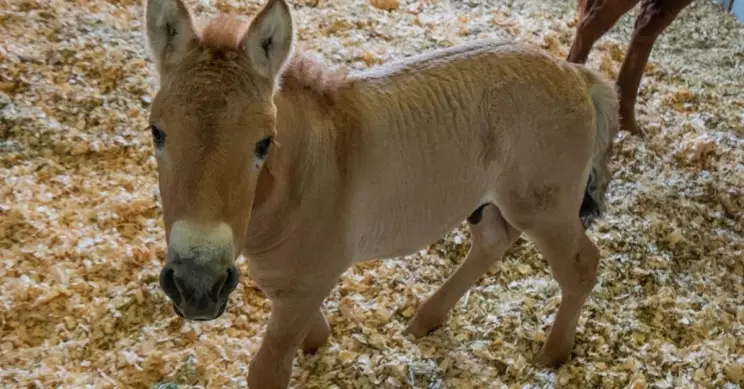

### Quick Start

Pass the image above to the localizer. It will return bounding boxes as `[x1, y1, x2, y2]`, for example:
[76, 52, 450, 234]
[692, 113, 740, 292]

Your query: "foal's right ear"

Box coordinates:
[144, 0, 198, 75]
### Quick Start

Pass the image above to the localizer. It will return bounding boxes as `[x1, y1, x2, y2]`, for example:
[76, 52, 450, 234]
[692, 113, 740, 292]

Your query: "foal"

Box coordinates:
[143, 0, 619, 387]
[567, 0, 694, 135]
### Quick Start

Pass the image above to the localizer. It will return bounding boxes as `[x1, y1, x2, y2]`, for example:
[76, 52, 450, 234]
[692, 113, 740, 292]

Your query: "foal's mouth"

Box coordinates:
[172, 300, 228, 321]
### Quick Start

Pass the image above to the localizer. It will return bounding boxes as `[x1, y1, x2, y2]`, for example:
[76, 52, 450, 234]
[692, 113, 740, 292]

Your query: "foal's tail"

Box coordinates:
[577, 66, 620, 228]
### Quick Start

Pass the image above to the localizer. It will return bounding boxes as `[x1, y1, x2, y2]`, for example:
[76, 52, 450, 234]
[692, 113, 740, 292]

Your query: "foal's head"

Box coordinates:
[143, 0, 294, 320]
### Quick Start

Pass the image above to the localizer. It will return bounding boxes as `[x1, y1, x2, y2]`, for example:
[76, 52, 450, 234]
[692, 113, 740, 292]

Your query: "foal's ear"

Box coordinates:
[240, 0, 294, 83]
[144, 0, 198, 75]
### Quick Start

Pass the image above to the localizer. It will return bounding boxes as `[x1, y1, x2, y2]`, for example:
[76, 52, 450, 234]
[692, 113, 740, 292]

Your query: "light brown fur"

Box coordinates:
[200, 15, 250, 50]
[143, 0, 620, 388]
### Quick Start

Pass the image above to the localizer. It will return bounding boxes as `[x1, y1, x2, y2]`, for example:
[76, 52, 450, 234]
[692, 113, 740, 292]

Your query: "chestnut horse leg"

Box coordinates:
[567, 0, 640, 64]
[616, 0, 693, 135]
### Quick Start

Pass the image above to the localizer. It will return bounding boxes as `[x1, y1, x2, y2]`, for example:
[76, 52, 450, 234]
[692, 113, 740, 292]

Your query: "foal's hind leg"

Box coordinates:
[510, 214, 600, 367]
[404, 204, 521, 338]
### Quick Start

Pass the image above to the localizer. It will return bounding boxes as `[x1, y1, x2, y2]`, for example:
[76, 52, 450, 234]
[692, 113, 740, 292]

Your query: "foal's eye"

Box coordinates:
[255, 136, 273, 159]
[150, 124, 166, 148]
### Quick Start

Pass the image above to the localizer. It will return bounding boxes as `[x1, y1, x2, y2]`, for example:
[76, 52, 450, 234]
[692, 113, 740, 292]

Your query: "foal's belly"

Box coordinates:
[348, 174, 490, 263]
[356, 216, 466, 261]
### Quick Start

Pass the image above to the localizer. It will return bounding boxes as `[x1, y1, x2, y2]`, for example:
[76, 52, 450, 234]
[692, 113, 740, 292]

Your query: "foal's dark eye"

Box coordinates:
[150, 124, 166, 148]
[255, 136, 273, 158]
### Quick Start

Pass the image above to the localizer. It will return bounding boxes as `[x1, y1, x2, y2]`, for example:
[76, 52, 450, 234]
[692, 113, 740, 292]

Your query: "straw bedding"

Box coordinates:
[1, 0, 742, 388]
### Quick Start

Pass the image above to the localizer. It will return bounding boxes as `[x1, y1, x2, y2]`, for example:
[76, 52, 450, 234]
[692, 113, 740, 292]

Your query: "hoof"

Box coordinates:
[534, 348, 571, 369]
[301, 316, 330, 355]
[300, 338, 326, 355]
[403, 310, 444, 338]
[301, 344, 323, 355]
[403, 321, 435, 338]
[301, 329, 330, 355]
[620, 114, 643, 137]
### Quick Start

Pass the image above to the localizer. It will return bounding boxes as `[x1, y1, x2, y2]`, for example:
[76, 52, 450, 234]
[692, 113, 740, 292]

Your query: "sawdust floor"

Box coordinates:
[1, 0, 743, 388]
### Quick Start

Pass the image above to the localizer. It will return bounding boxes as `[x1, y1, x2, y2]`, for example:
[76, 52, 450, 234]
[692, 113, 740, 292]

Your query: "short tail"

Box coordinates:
[576, 66, 620, 228]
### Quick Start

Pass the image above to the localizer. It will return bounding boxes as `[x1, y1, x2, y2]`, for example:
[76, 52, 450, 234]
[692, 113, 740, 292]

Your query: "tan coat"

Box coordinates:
[143, 0, 619, 388]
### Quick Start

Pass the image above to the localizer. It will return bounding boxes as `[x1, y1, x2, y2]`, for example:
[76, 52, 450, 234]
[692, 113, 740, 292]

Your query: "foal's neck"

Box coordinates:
[243, 57, 350, 255]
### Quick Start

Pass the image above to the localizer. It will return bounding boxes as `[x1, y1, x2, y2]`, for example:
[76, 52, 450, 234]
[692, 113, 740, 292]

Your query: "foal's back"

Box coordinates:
[342, 40, 599, 261]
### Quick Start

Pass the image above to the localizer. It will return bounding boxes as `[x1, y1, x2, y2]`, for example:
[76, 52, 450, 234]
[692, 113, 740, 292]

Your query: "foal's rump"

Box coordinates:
[571, 64, 620, 226]
[475, 42, 619, 227]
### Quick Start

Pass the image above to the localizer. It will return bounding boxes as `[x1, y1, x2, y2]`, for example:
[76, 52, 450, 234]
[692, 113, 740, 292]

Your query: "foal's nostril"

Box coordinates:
[210, 273, 228, 302]
[222, 266, 240, 300]
[210, 266, 240, 301]
[159, 267, 182, 305]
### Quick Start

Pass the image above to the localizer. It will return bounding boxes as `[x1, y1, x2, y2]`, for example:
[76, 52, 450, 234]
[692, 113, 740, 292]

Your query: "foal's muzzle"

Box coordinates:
[159, 259, 240, 321]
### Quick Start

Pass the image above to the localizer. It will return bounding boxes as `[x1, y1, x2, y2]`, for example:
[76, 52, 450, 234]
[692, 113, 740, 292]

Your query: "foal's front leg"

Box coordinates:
[301, 308, 331, 354]
[247, 290, 329, 389]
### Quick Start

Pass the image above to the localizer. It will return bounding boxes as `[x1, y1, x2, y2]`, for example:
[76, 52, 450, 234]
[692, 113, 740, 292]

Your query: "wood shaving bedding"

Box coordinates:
[1, 0, 742, 388]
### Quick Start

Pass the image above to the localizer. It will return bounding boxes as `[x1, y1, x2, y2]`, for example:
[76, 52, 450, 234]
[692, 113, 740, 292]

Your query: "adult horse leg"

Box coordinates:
[615, 0, 693, 135]
[404, 204, 522, 337]
[567, 0, 640, 64]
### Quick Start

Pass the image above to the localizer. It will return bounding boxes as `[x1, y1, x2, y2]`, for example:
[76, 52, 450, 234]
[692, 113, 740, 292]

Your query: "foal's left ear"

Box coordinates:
[240, 0, 294, 84]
